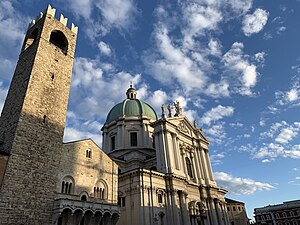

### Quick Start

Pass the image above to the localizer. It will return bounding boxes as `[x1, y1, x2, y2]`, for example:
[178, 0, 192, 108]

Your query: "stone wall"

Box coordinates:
[58, 139, 118, 205]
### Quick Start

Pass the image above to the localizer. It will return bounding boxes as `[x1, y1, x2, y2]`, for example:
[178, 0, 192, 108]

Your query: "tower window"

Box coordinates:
[111, 136, 116, 150]
[158, 193, 163, 203]
[185, 157, 193, 178]
[86, 150, 92, 158]
[49, 30, 68, 53]
[130, 132, 137, 147]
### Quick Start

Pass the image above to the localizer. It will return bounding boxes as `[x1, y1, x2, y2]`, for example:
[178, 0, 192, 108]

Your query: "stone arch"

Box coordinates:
[80, 191, 89, 201]
[22, 28, 39, 51]
[94, 179, 109, 199]
[61, 175, 75, 194]
[49, 30, 68, 53]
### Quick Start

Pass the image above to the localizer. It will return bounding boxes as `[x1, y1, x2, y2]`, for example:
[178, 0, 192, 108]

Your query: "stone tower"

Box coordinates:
[0, 5, 77, 224]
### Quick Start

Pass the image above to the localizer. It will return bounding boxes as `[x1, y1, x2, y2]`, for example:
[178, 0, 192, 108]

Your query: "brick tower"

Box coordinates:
[0, 5, 77, 224]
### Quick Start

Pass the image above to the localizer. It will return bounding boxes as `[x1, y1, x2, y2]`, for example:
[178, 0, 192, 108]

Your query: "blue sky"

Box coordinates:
[1, 0, 300, 220]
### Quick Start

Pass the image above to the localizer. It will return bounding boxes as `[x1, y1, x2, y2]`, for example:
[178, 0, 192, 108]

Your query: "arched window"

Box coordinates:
[283, 212, 287, 218]
[61, 176, 75, 194]
[185, 157, 193, 178]
[94, 187, 106, 199]
[94, 180, 108, 199]
[81, 195, 87, 201]
[49, 30, 68, 53]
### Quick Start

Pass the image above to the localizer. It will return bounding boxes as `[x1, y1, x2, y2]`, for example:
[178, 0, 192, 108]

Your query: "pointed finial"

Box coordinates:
[130, 81, 133, 88]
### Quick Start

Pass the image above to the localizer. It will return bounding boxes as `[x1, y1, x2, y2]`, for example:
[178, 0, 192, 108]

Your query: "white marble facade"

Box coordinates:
[102, 87, 229, 225]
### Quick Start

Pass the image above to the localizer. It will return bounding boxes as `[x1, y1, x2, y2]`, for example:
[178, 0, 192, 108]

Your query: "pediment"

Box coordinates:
[169, 117, 209, 142]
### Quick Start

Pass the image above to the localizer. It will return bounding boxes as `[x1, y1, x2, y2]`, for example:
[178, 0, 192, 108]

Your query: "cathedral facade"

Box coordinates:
[0, 5, 229, 225]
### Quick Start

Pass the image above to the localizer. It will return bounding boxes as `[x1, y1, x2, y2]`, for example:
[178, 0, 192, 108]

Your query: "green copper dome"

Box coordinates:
[105, 86, 158, 124]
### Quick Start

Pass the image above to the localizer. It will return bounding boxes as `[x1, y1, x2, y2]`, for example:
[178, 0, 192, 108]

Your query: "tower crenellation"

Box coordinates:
[28, 4, 78, 35]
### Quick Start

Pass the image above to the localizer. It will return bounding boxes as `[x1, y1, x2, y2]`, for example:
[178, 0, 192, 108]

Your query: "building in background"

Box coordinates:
[226, 198, 249, 225]
[254, 200, 300, 225]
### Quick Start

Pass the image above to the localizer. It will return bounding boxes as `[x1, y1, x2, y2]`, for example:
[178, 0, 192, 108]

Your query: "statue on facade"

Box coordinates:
[167, 103, 173, 118]
[193, 120, 197, 129]
[161, 104, 166, 119]
[174, 101, 182, 116]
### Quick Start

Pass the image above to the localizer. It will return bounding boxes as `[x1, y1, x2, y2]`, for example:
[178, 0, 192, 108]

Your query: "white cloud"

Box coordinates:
[254, 52, 266, 63]
[95, 0, 138, 31]
[202, 105, 234, 125]
[210, 153, 225, 165]
[275, 80, 300, 107]
[63, 0, 93, 18]
[208, 39, 222, 57]
[242, 8, 269, 36]
[275, 126, 299, 144]
[144, 25, 208, 93]
[146, 90, 169, 115]
[214, 172, 274, 195]
[63, 127, 102, 146]
[254, 143, 300, 160]
[222, 42, 259, 95]
[64, 0, 139, 38]
[70, 57, 145, 120]
[182, 3, 222, 40]
[98, 41, 112, 56]
[205, 123, 226, 144]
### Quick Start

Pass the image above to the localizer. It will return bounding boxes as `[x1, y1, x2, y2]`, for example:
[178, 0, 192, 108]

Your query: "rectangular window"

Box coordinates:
[158, 194, 163, 203]
[130, 132, 137, 146]
[111, 136, 115, 150]
[122, 197, 126, 207]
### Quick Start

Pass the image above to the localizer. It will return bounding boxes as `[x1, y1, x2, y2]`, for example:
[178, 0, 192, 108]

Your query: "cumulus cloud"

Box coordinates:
[70, 57, 145, 120]
[222, 42, 259, 95]
[204, 123, 226, 144]
[144, 25, 208, 93]
[275, 79, 300, 107]
[242, 8, 269, 36]
[146, 90, 169, 115]
[214, 172, 274, 195]
[64, 0, 139, 37]
[254, 143, 300, 160]
[98, 41, 112, 56]
[275, 126, 300, 144]
[202, 105, 234, 125]
[95, 0, 139, 31]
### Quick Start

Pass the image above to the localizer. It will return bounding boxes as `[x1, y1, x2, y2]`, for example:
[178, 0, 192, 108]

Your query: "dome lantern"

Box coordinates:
[126, 84, 137, 99]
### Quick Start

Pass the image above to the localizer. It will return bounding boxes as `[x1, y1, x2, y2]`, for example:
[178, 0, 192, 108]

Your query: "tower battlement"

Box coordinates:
[28, 4, 78, 34]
